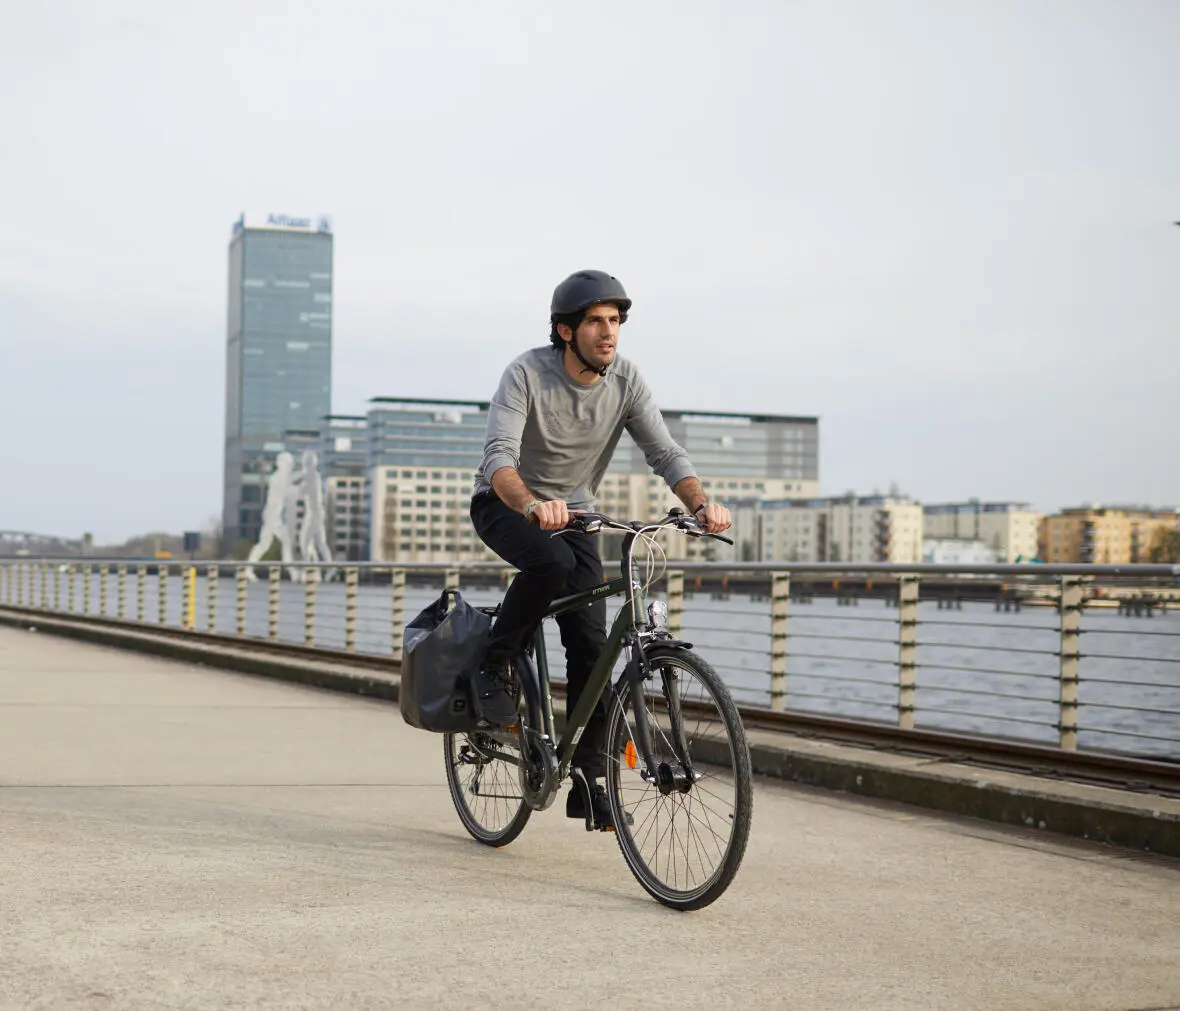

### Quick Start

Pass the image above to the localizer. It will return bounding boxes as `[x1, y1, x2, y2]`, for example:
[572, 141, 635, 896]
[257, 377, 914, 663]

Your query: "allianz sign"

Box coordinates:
[266, 213, 333, 233]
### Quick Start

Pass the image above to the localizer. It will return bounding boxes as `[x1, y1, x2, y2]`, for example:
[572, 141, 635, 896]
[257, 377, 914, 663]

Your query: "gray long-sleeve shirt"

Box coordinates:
[475, 346, 696, 510]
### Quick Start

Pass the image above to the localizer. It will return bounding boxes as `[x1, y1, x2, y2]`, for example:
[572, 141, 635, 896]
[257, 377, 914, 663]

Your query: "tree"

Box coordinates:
[1149, 527, 1180, 563]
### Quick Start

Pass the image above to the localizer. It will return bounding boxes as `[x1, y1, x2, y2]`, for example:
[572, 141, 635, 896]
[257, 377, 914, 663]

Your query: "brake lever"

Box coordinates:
[678, 516, 734, 546]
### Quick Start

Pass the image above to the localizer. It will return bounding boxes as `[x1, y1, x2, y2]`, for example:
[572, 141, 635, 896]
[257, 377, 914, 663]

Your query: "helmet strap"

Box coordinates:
[565, 337, 608, 378]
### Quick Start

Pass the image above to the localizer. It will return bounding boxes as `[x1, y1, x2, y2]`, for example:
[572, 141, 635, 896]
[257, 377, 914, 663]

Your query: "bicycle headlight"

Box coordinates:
[647, 600, 668, 628]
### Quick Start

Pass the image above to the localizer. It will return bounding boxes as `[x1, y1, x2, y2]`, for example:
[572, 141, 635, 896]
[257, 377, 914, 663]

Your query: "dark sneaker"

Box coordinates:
[473, 661, 518, 726]
[566, 777, 633, 832]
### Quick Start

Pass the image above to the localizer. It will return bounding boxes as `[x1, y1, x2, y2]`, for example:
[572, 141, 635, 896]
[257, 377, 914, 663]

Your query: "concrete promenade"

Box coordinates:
[2, 626, 1179, 1011]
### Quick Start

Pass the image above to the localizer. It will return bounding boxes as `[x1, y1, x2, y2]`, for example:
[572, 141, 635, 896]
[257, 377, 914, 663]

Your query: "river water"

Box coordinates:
[38, 574, 1180, 760]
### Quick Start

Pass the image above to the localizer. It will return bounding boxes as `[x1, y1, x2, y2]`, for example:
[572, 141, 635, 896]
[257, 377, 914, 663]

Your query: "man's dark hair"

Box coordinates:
[549, 310, 585, 349]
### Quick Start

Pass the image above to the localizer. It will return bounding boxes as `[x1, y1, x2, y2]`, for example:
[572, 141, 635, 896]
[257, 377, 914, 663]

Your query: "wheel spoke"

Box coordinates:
[445, 732, 530, 846]
[605, 649, 752, 909]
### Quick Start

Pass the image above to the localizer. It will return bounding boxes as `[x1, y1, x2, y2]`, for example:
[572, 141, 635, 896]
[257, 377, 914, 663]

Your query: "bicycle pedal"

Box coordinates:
[566, 769, 596, 831]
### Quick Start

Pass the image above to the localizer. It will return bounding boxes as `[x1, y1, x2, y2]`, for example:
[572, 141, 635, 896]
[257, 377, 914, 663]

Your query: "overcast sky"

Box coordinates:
[1, 0, 1177, 543]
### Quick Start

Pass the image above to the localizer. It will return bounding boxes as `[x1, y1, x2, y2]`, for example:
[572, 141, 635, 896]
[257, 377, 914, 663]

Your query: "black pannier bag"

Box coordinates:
[399, 590, 491, 732]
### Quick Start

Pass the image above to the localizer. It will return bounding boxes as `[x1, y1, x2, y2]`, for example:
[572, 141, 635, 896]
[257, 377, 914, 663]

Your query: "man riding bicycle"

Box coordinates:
[469, 268, 732, 829]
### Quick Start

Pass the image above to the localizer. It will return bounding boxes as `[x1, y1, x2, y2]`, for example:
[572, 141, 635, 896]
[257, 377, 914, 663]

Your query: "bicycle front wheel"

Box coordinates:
[604, 646, 753, 910]
[444, 729, 531, 847]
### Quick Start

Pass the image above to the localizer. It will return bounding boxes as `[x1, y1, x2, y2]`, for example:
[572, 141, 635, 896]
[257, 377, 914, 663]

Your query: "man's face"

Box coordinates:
[563, 302, 621, 369]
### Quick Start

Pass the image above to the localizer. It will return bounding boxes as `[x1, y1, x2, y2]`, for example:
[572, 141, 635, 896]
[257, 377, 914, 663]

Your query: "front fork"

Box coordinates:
[622, 640, 696, 791]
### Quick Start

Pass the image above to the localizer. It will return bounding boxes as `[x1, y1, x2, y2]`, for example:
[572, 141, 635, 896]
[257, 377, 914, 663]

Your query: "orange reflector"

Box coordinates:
[625, 741, 638, 770]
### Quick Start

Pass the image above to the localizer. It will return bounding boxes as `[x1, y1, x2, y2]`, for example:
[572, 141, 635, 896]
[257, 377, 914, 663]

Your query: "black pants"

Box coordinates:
[470, 492, 609, 776]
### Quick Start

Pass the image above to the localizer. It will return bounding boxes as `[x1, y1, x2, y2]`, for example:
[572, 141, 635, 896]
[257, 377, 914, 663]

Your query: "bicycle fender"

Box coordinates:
[643, 638, 694, 653]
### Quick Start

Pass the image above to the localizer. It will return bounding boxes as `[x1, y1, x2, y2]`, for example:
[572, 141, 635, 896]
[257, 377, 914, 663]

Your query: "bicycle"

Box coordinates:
[443, 508, 754, 911]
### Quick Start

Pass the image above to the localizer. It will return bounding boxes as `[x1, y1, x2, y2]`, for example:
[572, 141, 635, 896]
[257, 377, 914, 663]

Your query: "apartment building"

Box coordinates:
[597, 473, 819, 562]
[1041, 506, 1179, 564]
[923, 501, 1042, 562]
[734, 495, 924, 563]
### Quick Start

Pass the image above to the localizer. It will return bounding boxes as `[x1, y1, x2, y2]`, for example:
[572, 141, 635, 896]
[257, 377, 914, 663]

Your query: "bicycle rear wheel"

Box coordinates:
[444, 729, 531, 846]
[604, 646, 753, 910]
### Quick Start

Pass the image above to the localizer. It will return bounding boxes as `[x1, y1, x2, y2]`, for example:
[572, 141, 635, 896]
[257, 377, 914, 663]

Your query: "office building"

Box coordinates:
[923, 501, 1042, 563]
[367, 398, 493, 564]
[320, 415, 370, 562]
[222, 212, 333, 551]
[365, 398, 820, 564]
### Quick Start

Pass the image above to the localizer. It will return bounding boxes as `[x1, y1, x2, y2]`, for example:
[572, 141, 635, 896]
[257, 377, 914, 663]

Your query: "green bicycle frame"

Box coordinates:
[523, 546, 650, 778]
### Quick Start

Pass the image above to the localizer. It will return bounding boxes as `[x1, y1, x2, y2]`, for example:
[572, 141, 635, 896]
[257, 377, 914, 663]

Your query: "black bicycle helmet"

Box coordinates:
[550, 269, 632, 318]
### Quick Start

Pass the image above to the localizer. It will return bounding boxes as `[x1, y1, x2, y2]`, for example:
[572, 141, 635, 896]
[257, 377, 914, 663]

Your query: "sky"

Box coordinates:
[1, 0, 1177, 543]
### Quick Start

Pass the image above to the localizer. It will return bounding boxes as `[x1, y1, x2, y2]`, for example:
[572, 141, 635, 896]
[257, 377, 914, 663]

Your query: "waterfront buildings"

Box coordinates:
[923, 501, 1042, 563]
[729, 495, 924, 564]
[1040, 506, 1179, 564]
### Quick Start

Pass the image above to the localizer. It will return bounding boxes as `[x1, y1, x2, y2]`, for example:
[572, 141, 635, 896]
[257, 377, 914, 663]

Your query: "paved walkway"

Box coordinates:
[2, 626, 1178, 1011]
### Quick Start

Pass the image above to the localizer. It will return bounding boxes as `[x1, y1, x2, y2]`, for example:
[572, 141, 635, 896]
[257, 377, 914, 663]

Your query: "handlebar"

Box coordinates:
[556, 508, 735, 546]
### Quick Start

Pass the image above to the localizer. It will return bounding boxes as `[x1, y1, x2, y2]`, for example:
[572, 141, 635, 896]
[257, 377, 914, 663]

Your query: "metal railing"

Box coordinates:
[2, 557, 1178, 761]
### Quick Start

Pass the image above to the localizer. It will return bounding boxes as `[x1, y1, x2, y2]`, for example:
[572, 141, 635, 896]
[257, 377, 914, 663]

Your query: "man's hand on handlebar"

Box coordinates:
[695, 502, 733, 535]
[525, 499, 571, 531]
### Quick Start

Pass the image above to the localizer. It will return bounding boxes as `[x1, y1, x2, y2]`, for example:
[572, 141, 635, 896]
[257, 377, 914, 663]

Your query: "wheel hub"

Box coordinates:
[656, 762, 695, 796]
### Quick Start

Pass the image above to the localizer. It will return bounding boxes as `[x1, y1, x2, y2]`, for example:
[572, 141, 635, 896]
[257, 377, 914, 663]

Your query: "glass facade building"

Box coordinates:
[367, 398, 489, 472]
[609, 409, 819, 481]
[365, 400, 818, 484]
[222, 215, 333, 549]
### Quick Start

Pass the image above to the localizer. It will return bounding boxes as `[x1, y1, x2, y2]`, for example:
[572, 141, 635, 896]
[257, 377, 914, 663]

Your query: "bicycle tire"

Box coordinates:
[604, 645, 753, 910]
[444, 729, 532, 846]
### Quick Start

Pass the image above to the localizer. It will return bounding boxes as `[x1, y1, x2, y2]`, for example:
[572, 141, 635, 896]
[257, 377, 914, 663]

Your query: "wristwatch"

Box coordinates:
[524, 500, 542, 520]
[694, 503, 709, 517]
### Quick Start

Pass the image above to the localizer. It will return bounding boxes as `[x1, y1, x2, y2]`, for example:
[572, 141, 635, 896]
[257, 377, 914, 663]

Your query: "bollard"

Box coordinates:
[207, 566, 219, 632]
[53, 564, 62, 612]
[181, 566, 196, 630]
[82, 564, 91, 615]
[1058, 576, 1083, 751]
[304, 568, 318, 646]
[666, 569, 685, 638]
[137, 566, 147, 622]
[344, 567, 359, 651]
[391, 568, 406, 660]
[236, 566, 248, 636]
[769, 573, 790, 711]
[268, 565, 281, 641]
[182, 563, 194, 627]
[896, 575, 920, 730]
[118, 566, 127, 620]
[157, 565, 167, 626]
[100, 565, 110, 617]
[67, 565, 76, 613]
